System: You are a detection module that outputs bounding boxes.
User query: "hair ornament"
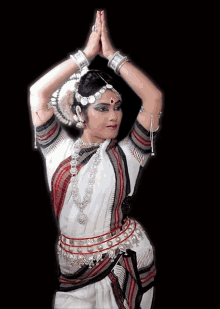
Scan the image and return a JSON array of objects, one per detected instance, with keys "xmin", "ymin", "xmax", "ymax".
[
  {"xmin": 49, "ymin": 67, "xmax": 121, "ymax": 126},
  {"xmin": 75, "ymin": 72, "xmax": 121, "ymax": 106},
  {"xmin": 50, "ymin": 70, "xmax": 82, "ymax": 126}
]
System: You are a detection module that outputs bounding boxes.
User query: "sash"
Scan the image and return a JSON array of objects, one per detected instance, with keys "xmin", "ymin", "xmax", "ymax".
[{"xmin": 58, "ymin": 249, "xmax": 156, "ymax": 309}]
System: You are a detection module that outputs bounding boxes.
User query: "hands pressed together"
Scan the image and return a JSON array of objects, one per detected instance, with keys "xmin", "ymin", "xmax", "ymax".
[{"xmin": 83, "ymin": 10, "xmax": 116, "ymax": 61}]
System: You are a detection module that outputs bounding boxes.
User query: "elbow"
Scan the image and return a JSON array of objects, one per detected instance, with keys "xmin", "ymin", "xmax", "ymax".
[
  {"xmin": 29, "ymin": 84, "xmax": 36, "ymax": 96},
  {"xmin": 153, "ymin": 89, "xmax": 163, "ymax": 100},
  {"xmin": 141, "ymin": 90, "xmax": 163, "ymax": 104},
  {"xmin": 29, "ymin": 83, "xmax": 40, "ymax": 96},
  {"xmin": 29, "ymin": 84, "xmax": 49, "ymax": 99}
]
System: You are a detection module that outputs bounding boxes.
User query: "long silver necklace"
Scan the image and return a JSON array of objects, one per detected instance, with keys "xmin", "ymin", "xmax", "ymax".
[{"xmin": 70, "ymin": 138, "xmax": 103, "ymax": 225}]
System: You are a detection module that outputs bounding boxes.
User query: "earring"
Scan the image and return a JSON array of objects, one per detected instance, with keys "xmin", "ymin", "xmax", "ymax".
[
  {"xmin": 75, "ymin": 106, "xmax": 85, "ymax": 129},
  {"xmin": 76, "ymin": 121, "xmax": 84, "ymax": 128}
]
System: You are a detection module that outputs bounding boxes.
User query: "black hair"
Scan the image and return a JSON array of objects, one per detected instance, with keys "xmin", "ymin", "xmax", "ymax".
[{"xmin": 72, "ymin": 70, "xmax": 122, "ymax": 123}]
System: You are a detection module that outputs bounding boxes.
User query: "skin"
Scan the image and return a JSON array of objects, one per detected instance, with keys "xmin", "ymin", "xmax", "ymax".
[
  {"xmin": 30, "ymin": 10, "xmax": 162, "ymax": 136},
  {"xmin": 79, "ymin": 90, "xmax": 123, "ymax": 144}
]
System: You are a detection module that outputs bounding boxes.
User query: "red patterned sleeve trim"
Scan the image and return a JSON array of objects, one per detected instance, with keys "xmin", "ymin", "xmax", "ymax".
[
  {"xmin": 36, "ymin": 115, "xmax": 68, "ymax": 156},
  {"xmin": 130, "ymin": 119, "xmax": 158, "ymax": 153},
  {"xmin": 120, "ymin": 119, "xmax": 159, "ymax": 166}
]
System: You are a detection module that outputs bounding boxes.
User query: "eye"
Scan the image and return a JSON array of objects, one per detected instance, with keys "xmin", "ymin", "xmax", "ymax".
[
  {"xmin": 96, "ymin": 107, "xmax": 109, "ymax": 112},
  {"xmin": 115, "ymin": 105, "xmax": 122, "ymax": 110}
]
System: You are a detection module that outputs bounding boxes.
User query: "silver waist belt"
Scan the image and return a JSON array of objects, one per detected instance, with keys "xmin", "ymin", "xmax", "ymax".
[{"xmin": 57, "ymin": 218, "xmax": 144, "ymax": 269}]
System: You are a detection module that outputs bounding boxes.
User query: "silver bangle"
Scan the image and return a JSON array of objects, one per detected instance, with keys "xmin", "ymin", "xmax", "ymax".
[
  {"xmin": 117, "ymin": 58, "xmax": 129, "ymax": 75},
  {"xmin": 70, "ymin": 50, "xmax": 90, "ymax": 71},
  {"xmin": 108, "ymin": 51, "xmax": 128, "ymax": 75},
  {"xmin": 139, "ymin": 106, "xmax": 162, "ymax": 118}
]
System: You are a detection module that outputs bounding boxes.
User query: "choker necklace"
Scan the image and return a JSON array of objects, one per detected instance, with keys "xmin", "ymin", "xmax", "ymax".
[{"xmin": 70, "ymin": 138, "xmax": 103, "ymax": 225}]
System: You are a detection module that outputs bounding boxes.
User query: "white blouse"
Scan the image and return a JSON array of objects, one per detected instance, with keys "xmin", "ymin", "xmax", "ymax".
[{"xmin": 43, "ymin": 134, "xmax": 150, "ymax": 238}]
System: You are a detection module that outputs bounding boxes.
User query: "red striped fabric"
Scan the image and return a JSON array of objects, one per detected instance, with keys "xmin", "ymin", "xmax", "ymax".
[
  {"xmin": 132, "ymin": 128, "xmax": 151, "ymax": 147},
  {"xmin": 140, "ymin": 268, "xmax": 156, "ymax": 284},
  {"xmin": 111, "ymin": 147, "xmax": 125, "ymax": 230},
  {"xmin": 37, "ymin": 122, "xmax": 58, "ymax": 141},
  {"xmin": 51, "ymin": 156, "xmax": 83, "ymax": 218},
  {"xmin": 108, "ymin": 272, "xmax": 126, "ymax": 309}
]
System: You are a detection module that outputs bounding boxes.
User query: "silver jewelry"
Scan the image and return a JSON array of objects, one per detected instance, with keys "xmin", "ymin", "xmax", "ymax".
[
  {"xmin": 57, "ymin": 219, "xmax": 144, "ymax": 269},
  {"xmin": 117, "ymin": 58, "xmax": 129, "ymax": 74},
  {"xmin": 75, "ymin": 105, "xmax": 85, "ymax": 128},
  {"xmin": 75, "ymin": 73, "xmax": 121, "ymax": 106},
  {"xmin": 50, "ymin": 73, "xmax": 81, "ymax": 126},
  {"xmin": 108, "ymin": 51, "xmax": 129, "ymax": 75},
  {"xmin": 139, "ymin": 106, "xmax": 162, "ymax": 118},
  {"xmin": 139, "ymin": 105, "xmax": 162, "ymax": 156},
  {"xmin": 30, "ymin": 101, "xmax": 53, "ymax": 149},
  {"xmin": 49, "ymin": 69, "xmax": 122, "ymax": 129},
  {"xmin": 92, "ymin": 24, "xmax": 96, "ymax": 32},
  {"xmin": 70, "ymin": 138, "xmax": 103, "ymax": 225},
  {"xmin": 75, "ymin": 84, "xmax": 121, "ymax": 106},
  {"xmin": 70, "ymin": 50, "xmax": 90, "ymax": 71},
  {"xmin": 76, "ymin": 121, "xmax": 84, "ymax": 129}
]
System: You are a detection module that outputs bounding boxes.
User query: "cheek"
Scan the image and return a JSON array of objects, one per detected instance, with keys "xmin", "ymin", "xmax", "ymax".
[
  {"xmin": 87, "ymin": 111, "xmax": 107, "ymax": 130},
  {"xmin": 119, "ymin": 111, "xmax": 123, "ymax": 122}
]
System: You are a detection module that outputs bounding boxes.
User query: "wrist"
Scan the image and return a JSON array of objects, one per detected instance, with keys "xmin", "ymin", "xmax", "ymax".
[
  {"xmin": 107, "ymin": 51, "xmax": 129, "ymax": 75},
  {"xmin": 106, "ymin": 49, "xmax": 116, "ymax": 60},
  {"xmin": 70, "ymin": 50, "xmax": 90, "ymax": 71},
  {"xmin": 83, "ymin": 48, "xmax": 94, "ymax": 62}
]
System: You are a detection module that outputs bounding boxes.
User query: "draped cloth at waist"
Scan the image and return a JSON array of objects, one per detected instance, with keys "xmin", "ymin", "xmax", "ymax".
[{"xmin": 56, "ymin": 218, "xmax": 156, "ymax": 309}]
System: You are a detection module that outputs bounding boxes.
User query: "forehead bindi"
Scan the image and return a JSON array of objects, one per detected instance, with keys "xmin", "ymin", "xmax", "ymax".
[{"xmin": 96, "ymin": 90, "xmax": 119, "ymax": 105}]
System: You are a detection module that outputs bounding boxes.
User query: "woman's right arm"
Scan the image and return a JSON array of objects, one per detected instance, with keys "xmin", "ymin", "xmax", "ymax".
[
  {"xmin": 29, "ymin": 59, "xmax": 80, "ymax": 126},
  {"xmin": 29, "ymin": 10, "xmax": 102, "ymax": 126}
]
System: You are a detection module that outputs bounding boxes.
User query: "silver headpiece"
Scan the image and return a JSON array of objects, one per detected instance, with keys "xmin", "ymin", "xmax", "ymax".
[{"xmin": 50, "ymin": 67, "xmax": 121, "ymax": 126}]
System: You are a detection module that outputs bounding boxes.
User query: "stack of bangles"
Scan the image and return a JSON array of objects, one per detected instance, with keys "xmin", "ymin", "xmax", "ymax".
[
  {"xmin": 70, "ymin": 50, "xmax": 129, "ymax": 75},
  {"xmin": 107, "ymin": 51, "xmax": 130, "ymax": 75}
]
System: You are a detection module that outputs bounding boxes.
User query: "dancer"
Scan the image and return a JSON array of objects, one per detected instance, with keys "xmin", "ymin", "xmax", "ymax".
[{"xmin": 29, "ymin": 10, "xmax": 163, "ymax": 309}]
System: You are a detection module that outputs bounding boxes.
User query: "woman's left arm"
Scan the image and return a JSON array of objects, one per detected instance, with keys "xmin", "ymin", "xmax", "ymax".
[
  {"xmin": 117, "ymin": 61, "xmax": 163, "ymax": 131},
  {"xmin": 100, "ymin": 11, "xmax": 163, "ymax": 131}
]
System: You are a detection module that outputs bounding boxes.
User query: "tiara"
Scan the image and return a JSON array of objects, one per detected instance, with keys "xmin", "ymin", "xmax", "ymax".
[
  {"xmin": 50, "ymin": 69, "xmax": 121, "ymax": 126},
  {"xmin": 75, "ymin": 73, "xmax": 121, "ymax": 106}
]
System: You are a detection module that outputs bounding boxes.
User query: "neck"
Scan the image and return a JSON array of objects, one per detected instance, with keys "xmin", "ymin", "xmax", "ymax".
[{"xmin": 81, "ymin": 130, "xmax": 106, "ymax": 145}]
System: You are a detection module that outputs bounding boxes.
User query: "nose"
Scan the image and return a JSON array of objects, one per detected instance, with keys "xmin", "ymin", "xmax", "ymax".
[{"xmin": 109, "ymin": 109, "xmax": 119, "ymax": 122}]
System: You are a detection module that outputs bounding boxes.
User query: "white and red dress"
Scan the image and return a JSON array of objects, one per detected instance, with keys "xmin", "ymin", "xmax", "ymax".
[{"xmin": 36, "ymin": 114, "xmax": 159, "ymax": 309}]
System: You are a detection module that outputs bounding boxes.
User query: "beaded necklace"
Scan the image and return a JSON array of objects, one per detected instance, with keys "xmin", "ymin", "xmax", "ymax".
[{"xmin": 70, "ymin": 138, "xmax": 104, "ymax": 225}]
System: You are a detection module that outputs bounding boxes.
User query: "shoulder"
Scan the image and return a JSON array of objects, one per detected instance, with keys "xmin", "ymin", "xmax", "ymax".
[
  {"xmin": 36, "ymin": 114, "xmax": 73, "ymax": 158},
  {"xmin": 118, "ymin": 118, "xmax": 155, "ymax": 167}
]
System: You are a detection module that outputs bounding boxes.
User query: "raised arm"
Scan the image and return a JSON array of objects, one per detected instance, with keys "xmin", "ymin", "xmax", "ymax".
[
  {"xmin": 29, "ymin": 11, "xmax": 102, "ymax": 127},
  {"xmin": 100, "ymin": 11, "xmax": 163, "ymax": 131}
]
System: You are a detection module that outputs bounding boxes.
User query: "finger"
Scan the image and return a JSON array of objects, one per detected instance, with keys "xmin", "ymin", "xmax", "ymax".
[
  {"xmin": 101, "ymin": 11, "xmax": 109, "ymax": 38},
  {"xmin": 96, "ymin": 11, "xmax": 101, "ymax": 32},
  {"xmin": 94, "ymin": 10, "xmax": 98, "ymax": 27},
  {"xmin": 101, "ymin": 11, "xmax": 105, "ymax": 34},
  {"xmin": 102, "ymin": 10, "xmax": 107, "ymax": 30}
]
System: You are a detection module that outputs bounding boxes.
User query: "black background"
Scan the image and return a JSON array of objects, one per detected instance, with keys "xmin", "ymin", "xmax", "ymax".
[{"xmin": 13, "ymin": 2, "xmax": 199, "ymax": 308}]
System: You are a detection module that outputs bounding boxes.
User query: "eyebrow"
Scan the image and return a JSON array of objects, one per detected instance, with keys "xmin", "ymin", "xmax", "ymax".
[{"xmin": 94, "ymin": 100, "xmax": 121, "ymax": 107}]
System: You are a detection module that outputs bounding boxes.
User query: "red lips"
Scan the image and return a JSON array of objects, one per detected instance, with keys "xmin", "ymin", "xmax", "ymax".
[{"xmin": 107, "ymin": 125, "xmax": 118, "ymax": 130}]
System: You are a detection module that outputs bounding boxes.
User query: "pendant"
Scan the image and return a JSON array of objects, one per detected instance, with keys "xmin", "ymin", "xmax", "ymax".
[{"xmin": 77, "ymin": 212, "xmax": 88, "ymax": 225}]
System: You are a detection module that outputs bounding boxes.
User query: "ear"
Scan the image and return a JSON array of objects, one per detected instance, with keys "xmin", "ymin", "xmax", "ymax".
[{"xmin": 75, "ymin": 105, "xmax": 84, "ymax": 122}]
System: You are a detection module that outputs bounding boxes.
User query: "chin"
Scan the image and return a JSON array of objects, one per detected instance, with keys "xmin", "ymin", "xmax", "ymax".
[
  {"xmin": 92, "ymin": 127, "xmax": 120, "ymax": 141},
  {"xmin": 105, "ymin": 131, "xmax": 119, "ymax": 140}
]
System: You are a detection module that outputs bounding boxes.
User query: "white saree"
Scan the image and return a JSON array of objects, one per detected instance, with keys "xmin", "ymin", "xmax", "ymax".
[{"xmin": 36, "ymin": 115, "xmax": 158, "ymax": 309}]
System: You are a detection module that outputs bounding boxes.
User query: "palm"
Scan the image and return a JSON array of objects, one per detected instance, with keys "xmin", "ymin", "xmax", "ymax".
[
  {"xmin": 99, "ymin": 11, "xmax": 115, "ymax": 59},
  {"xmin": 98, "ymin": 42, "xmax": 104, "ymax": 57}
]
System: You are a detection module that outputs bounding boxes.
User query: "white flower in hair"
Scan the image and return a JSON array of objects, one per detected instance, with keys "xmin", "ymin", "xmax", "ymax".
[
  {"xmin": 73, "ymin": 114, "xmax": 79, "ymax": 122},
  {"xmin": 50, "ymin": 73, "xmax": 81, "ymax": 125}
]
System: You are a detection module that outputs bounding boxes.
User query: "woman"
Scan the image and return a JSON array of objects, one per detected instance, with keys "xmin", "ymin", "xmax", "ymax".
[{"xmin": 29, "ymin": 10, "xmax": 163, "ymax": 309}]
